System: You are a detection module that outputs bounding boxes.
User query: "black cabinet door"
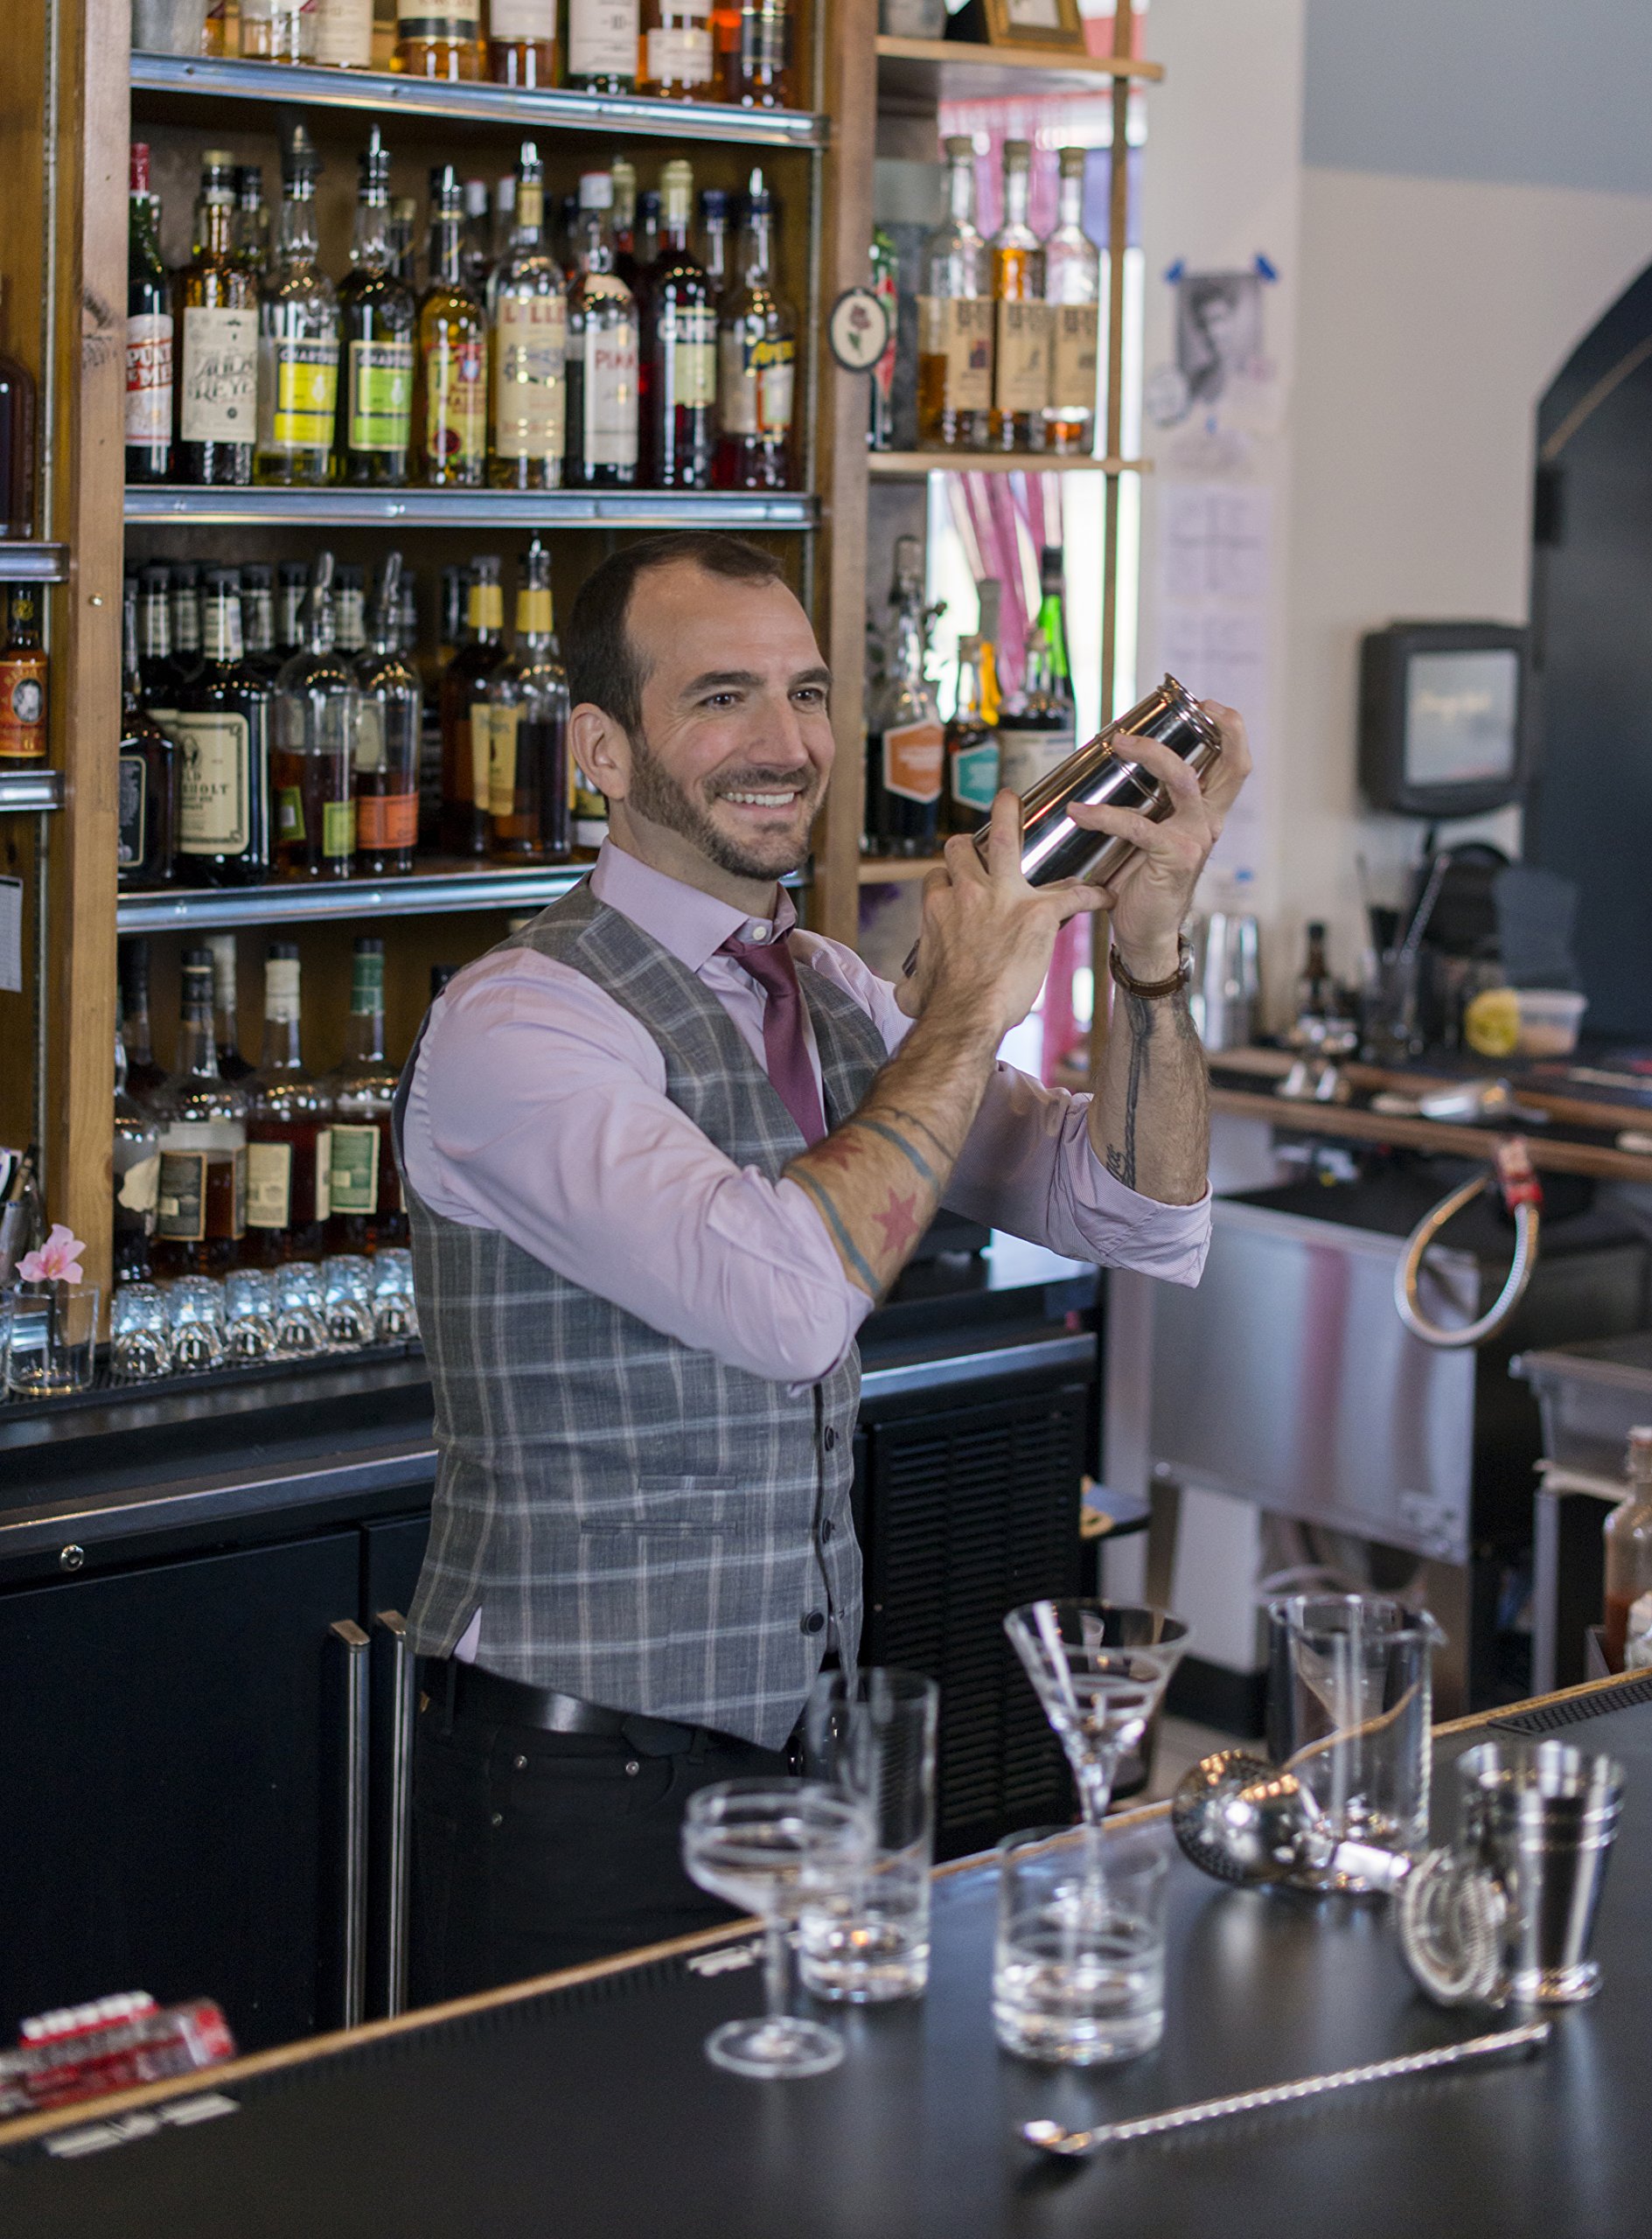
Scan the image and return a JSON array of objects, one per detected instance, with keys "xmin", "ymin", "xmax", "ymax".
[
  {"xmin": 0, "ymin": 1532, "xmax": 359, "ymax": 2054},
  {"xmin": 362, "ymin": 1513, "xmax": 431, "ymax": 1624}
]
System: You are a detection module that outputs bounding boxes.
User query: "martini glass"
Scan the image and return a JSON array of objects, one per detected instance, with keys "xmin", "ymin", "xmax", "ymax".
[
  {"xmin": 1005, "ymin": 1601, "xmax": 1190, "ymax": 1881},
  {"xmin": 681, "ymin": 1779, "xmax": 873, "ymax": 2079}
]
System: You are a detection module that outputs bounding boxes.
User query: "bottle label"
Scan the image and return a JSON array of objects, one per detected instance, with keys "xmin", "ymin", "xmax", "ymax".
[
  {"xmin": 718, "ymin": 330, "xmax": 795, "ymax": 437},
  {"xmin": 125, "ymin": 313, "xmax": 174, "ymax": 443},
  {"xmin": 872, "ymin": 269, "xmax": 898, "ymax": 403},
  {"xmin": 487, "ymin": 705, "xmax": 521, "ymax": 819},
  {"xmin": 492, "ymin": 294, "xmax": 567, "ymax": 459},
  {"xmin": 323, "ymin": 799, "xmax": 356, "ymax": 860},
  {"xmin": 174, "ymin": 712, "xmax": 252, "ymax": 854},
  {"xmin": 467, "ymin": 704, "xmax": 494, "ymax": 806},
  {"xmin": 0, "ymin": 657, "xmax": 47, "ymax": 759},
  {"xmin": 395, "ymin": 0, "xmax": 479, "ymax": 28},
  {"xmin": 645, "ymin": 18, "xmax": 712, "ymax": 84},
  {"xmin": 355, "ymin": 701, "xmax": 386, "ymax": 773},
  {"xmin": 330, "ymin": 1124, "xmax": 381, "ymax": 1216},
  {"xmin": 277, "ymin": 785, "xmax": 304, "ymax": 844},
  {"xmin": 949, "ymin": 737, "xmax": 1000, "ymax": 813},
  {"xmin": 882, "ymin": 717, "xmax": 944, "ymax": 806},
  {"xmin": 358, "ymin": 791, "xmax": 418, "ymax": 849},
  {"xmin": 1051, "ymin": 303, "xmax": 1099, "ymax": 414},
  {"xmin": 735, "ymin": 0, "xmax": 789, "ymax": 72},
  {"xmin": 582, "ymin": 319, "xmax": 639, "ymax": 466},
  {"xmin": 266, "ymin": 957, "xmax": 302, "ymax": 1019},
  {"xmin": 315, "ymin": 1129, "xmax": 332, "ymax": 1221},
  {"xmin": 117, "ymin": 1151, "xmax": 161, "ymax": 1216},
  {"xmin": 662, "ymin": 303, "xmax": 716, "ymax": 408},
  {"xmin": 313, "ymin": 0, "xmax": 373, "ymax": 62},
  {"xmin": 117, "ymin": 751, "xmax": 148, "ymax": 867},
  {"xmin": 489, "ymin": 0, "xmax": 554, "ymax": 32},
  {"xmin": 423, "ymin": 331, "xmax": 486, "ymax": 466},
  {"xmin": 568, "ymin": 0, "xmax": 638, "ymax": 76},
  {"xmin": 997, "ymin": 723, "xmax": 1075, "ymax": 798},
  {"xmin": 262, "ymin": 336, "xmax": 338, "ymax": 452},
  {"xmin": 156, "ymin": 1146, "xmax": 246, "ymax": 1243},
  {"xmin": 245, "ymin": 1140, "xmax": 293, "ymax": 1230},
  {"xmin": 994, "ymin": 300, "xmax": 1052, "ymax": 415},
  {"xmin": 518, "ymin": 588, "xmax": 554, "ymax": 634},
  {"xmin": 917, "ymin": 296, "xmax": 993, "ymax": 413},
  {"xmin": 180, "ymin": 306, "xmax": 257, "ymax": 445},
  {"xmin": 348, "ymin": 338, "xmax": 415, "ymax": 454}
]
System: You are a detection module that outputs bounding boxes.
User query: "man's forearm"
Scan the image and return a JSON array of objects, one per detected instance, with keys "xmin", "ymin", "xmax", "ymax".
[{"xmin": 1090, "ymin": 979, "xmax": 1209, "ymax": 1207}]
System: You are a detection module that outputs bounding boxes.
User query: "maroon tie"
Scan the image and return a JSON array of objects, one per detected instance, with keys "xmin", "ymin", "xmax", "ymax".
[{"xmin": 719, "ymin": 931, "xmax": 828, "ymax": 1147}]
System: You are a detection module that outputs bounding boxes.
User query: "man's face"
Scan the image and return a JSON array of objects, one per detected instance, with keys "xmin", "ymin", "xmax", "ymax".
[{"xmin": 608, "ymin": 563, "xmax": 834, "ymax": 884}]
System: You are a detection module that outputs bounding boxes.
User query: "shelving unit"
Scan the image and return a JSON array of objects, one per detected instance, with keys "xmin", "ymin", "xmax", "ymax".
[
  {"xmin": 873, "ymin": 33, "xmax": 1161, "ymax": 105},
  {"xmin": 866, "ymin": 452, "xmax": 1146, "ymax": 478},
  {"xmin": 124, "ymin": 487, "xmax": 818, "ymax": 528},
  {"xmin": 0, "ymin": 771, "xmax": 63, "ymax": 813},
  {"xmin": 115, "ymin": 862, "xmax": 590, "ymax": 934},
  {"xmin": 0, "ymin": 543, "xmax": 69, "ymax": 582}
]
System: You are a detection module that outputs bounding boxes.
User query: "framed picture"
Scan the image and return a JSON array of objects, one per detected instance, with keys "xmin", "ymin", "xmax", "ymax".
[{"xmin": 981, "ymin": 0, "xmax": 1087, "ymax": 52}]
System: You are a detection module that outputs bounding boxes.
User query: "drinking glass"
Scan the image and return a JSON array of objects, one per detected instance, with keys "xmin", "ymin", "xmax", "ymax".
[
  {"xmin": 680, "ymin": 1780, "xmax": 872, "ymax": 2079},
  {"xmin": 109, "ymin": 1282, "xmax": 171, "ymax": 1382},
  {"xmin": 224, "ymin": 1269, "xmax": 279, "ymax": 1364},
  {"xmin": 798, "ymin": 1667, "xmax": 938, "ymax": 2002},
  {"xmin": 3, "ymin": 1283, "xmax": 101, "ymax": 1398},
  {"xmin": 273, "ymin": 1263, "xmax": 330, "ymax": 1359},
  {"xmin": 164, "ymin": 1276, "xmax": 227, "ymax": 1374},
  {"xmin": 1266, "ymin": 1593, "xmax": 1444, "ymax": 1887},
  {"xmin": 993, "ymin": 1825, "xmax": 1170, "ymax": 2065},
  {"xmin": 370, "ymin": 1248, "xmax": 418, "ymax": 1342},
  {"xmin": 322, "ymin": 1255, "xmax": 375, "ymax": 1349}
]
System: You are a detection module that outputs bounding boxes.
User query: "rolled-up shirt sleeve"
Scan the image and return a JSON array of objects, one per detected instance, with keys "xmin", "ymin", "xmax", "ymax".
[{"xmin": 401, "ymin": 953, "xmax": 873, "ymax": 1385}]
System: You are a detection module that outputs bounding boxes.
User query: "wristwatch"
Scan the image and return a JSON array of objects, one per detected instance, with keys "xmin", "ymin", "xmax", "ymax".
[{"xmin": 1108, "ymin": 938, "xmax": 1194, "ymax": 1001}]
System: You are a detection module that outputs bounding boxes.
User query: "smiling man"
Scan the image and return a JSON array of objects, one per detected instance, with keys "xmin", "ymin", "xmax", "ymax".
[{"xmin": 396, "ymin": 533, "xmax": 1250, "ymax": 2001}]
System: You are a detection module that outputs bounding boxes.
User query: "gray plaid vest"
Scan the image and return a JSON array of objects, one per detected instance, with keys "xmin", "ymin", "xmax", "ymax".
[{"xmin": 397, "ymin": 879, "xmax": 888, "ymax": 1749}]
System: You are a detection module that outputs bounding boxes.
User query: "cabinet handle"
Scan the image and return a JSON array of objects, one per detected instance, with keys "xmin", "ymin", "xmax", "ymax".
[
  {"xmin": 327, "ymin": 1618, "xmax": 372, "ymax": 2031},
  {"xmin": 372, "ymin": 1609, "xmax": 415, "ymax": 2019}
]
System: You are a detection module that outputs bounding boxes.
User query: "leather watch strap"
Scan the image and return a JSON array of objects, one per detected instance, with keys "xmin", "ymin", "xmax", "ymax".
[{"xmin": 1108, "ymin": 940, "xmax": 1193, "ymax": 1001}]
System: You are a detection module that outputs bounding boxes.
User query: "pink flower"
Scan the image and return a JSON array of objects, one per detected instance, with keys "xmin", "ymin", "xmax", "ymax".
[{"xmin": 17, "ymin": 1224, "xmax": 87, "ymax": 1286}]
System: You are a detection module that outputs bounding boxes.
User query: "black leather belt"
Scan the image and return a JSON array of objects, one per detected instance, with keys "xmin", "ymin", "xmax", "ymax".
[{"xmin": 420, "ymin": 1657, "xmax": 691, "ymax": 1747}]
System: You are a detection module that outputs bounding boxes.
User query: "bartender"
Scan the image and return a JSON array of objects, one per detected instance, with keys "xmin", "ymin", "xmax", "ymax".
[{"xmin": 397, "ymin": 532, "xmax": 1249, "ymax": 2002}]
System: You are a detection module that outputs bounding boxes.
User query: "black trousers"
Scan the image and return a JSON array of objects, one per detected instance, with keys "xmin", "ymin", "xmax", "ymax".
[{"xmin": 409, "ymin": 1694, "xmax": 791, "ymax": 2007}]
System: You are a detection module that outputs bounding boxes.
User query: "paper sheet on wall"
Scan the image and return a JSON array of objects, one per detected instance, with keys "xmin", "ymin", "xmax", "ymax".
[{"xmin": 0, "ymin": 877, "xmax": 21, "ymax": 994}]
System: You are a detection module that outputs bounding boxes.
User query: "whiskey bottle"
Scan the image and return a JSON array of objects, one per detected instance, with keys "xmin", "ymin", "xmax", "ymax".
[
  {"xmin": 273, "ymin": 551, "xmax": 360, "ymax": 881},
  {"xmin": 1043, "ymin": 146, "xmax": 1100, "ymax": 456},
  {"xmin": 917, "ymin": 136, "xmax": 993, "ymax": 452},
  {"xmin": 488, "ymin": 0, "xmax": 555, "ymax": 81},
  {"xmin": 176, "ymin": 152, "xmax": 258, "ymax": 487},
  {"xmin": 719, "ymin": 0, "xmax": 791, "ymax": 108},
  {"xmin": 644, "ymin": 160, "xmax": 714, "ymax": 491},
  {"xmin": 119, "ymin": 938, "xmax": 168, "ymax": 1105},
  {"xmin": 170, "ymin": 562, "xmax": 203, "ymax": 687},
  {"xmin": 354, "ymin": 550, "xmax": 422, "ymax": 876},
  {"xmin": 336, "ymin": 130, "xmax": 417, "ymax": 488},
  {"xmin": 172, "ymin": 567, "xmax": 274, "ymax": 887},
  {"xmin": 943, "ymin": 632, "xmax": 999, "ymax": 838},
  {"xmin": 206, "ymin": 932, "xmax": 255, "ymax": 1085},
  {"xmin": 118, "ymin": 573, "xmax": 177, "ymax": 889},
  {"xmin": 394, "ymin": 0, "xmax": 483, "ymax": 75},
  {"xmin": 415, "ymin": 165, "xmax": 488, "ymax": 488},
  {"xmin": 439, "ymin": 556, "xmax": 505, "ymax": 854},
  {"xmin": 489, "ymin": 143, "xmax": 567, "ymax": 492},
  {"xmin": 566, "ymin": 173, "xmax": 639, "ymax": 490},
  {"xmin": 0, "ymin": 588, "xmax": 48, "ymax": 764},
  {"xmin": 126, "ymin": 144, "xmax": 172, "ymax": 485},
  {"xmin": 863, "ymin": 536, "xmax": 943, "ymax": 858},
  {"xmin": 488, "ymin": 537, "xmax": 569, "ymax": 861},
  {"xmin": 326, "ymin": 936, "xmax": 408, "ymax": 1253},
  {"xmin": 714, "ymin": 169, "xmax": 796, "ymax": 491},
  {"xmin": 151, "ymin": 949, "xmax": 248, "ymax": 1280},
  {"xmin": 136, "ymin": 564, "xmax": 181, "ymax": 715},
  {"xmin": 313, "ymin": 0, "xmax": 373, "ymax": 63},
  {"xmin": 255, "ymin": 124, "xmax": 338, "ymax": 488},
  {"xmin": 240, "ymin": 563, "xmax": 282, "ymax": 684},
  {"xmin": 244, "ymin": 944, "xmax": 332, "ymax": 1268},
  {"xmin": 640, "ymin": 0, "xmax": 714, "ymax": 97},
  {"xmin": 564, "ymin": 0, "xmax": 638, "ymax": 92},
  {"xmin": 989, "ymin": 140, "xmax": 1049, "ymax": 454},
  {"xmin": 113, "ymin": 1012, "xmax": 161, "ymax": 1287}
]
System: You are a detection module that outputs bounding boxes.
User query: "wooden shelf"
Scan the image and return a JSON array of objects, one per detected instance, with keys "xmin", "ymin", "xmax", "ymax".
[
  {"xmin": 129, "ymin": 50, "xmax": 827, "ymax": 147},
  {"xmin": 867, "ymin": 452, "xmax": 1146, "ymax": 478},
  {"xmin": 858, "ymin": 854, "xmax": 943, "ymax": 882},
  {"xmin": 0, "ymin": 768, "xmax": 62, "ymax": 813},
  {"xmin": 875, "ymin": 34, "xmax": 1162, "ymax": 105},
  {"xmin": 0, "ymin": 541, "xmax": 68, "ymax": 582},
  {"xmin": 124, "ymin": 485, "xmax": 817, "ymax": 530}
]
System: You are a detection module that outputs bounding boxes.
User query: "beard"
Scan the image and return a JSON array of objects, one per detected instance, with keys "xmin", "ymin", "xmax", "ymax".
[{"xmin": 625, "ymin": 728, "xmax": 822, "ymax": 882}]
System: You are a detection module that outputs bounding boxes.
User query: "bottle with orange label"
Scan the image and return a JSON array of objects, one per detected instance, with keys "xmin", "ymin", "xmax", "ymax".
[
  {"xmin": 355, "ymin": 552, "xmax": 422, "ymax": 876},
  {"xmin": 864, "ymin": 535, "xmax": 944, "ymax": 859},
  {"xmin": 0, "ymin": 586, "xmax": 48, "ymax": 762}
]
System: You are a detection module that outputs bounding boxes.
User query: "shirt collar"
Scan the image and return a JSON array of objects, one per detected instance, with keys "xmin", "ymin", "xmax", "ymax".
[{"xmin": 589, "ymin": 839, "xmax": 798, "ymax": 971}]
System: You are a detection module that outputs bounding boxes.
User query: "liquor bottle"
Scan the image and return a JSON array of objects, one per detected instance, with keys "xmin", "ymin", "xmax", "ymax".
[
  {"xmin": 152, "ymin": 950, "xmax": 249, "ymax": 1280},
  {"xmin": 565, "ymin": 0, "xmax": 638, "ymax": 93},
  {"xmin": 313, "ymin": 0, "xmax": 373, "ymax": 63},
  {"xmin": 118, "ymin": 573, "xmax": 176, "ymax": 888},
  {"xmin": 461, "ymin": 178, "xmax": 493, "ymax": 293},
  {"xmin": 136, "ymin": 566, "xmax": 180, "ymax": 721},
  {"xmin": 996, "ymin": 624, "xmax": 1073, "ymax": 799},
  {"xmin": 719, "ymin": 0, "xmax": 791, "ymax": 108},
  {"xmin": 492, "ymin": 177, "xmax": 519, "ymax": 282},
  {"xmin": 989, "ymin": 140, "xmax": 1049, "ymax": 454},
  {"xmin": 489, "ymin": 143, "xmax": 567, "ymax": 493},
  {"xmin": 176, "ymin": 152, "xmax": 258, "ymax": 487},
  {"xmin": 714, "ymin": 171, "xmax": 795, "ymax": 491},
  {"xmin": 336, "ymin": 129, "xmax": 417, "ymax": 489},
  {"xmin": 354, "ymin": 550, "xmax": 422, "ymax": 876},
  {"xmin": 645, "ymin": 160, "xmax": 715, "ymax": 491},
  {"xmin": 488, "ymin": 537, "xmax": 570, "ymax": 861},
  {"xmin": 243, "ymin": 943, "xmax": 331, "ymax": 1268},
  {"xmin": 943, "ymin": 632, "xmax": 999, "ymax": 838},
  {"xmin": 440, "ymin": 557, "xmax": 505, "ymax": 854},
  {"xmin": 566, "ymin": 173, "xmax": 639, "ymax": 491},
  {"xmin": 0, "ymin": 588, "xmax": 48, "ymax": 763},
  {"xmin": 917, "ymin": 136, "xmax": 992, "ymax": 452},
  {"xmin": 1034, "ymin": 542, "xmax": 1075, "ymax": 720},
  {"xmin": 172, "ymin": 567, "xmax": 274, "ymax": 888},
  {"xmin": 437, "ymin": 564, "xmax": 465, "ymax": 670},
  {"xmin": 206, "ymin": 932, "xmax": 255, "ymax": 1084},
  {"xmin": 240, "ymin": 563, "xmax": 282, "ymax": 683},
  {"xmin": 113, "ymin": 1012, "xmax": 161, "ymax": 1288},
  {"xmin": 171, "ymin": 562, "xmax": 203, "ymax": 685},
  {"xmin": 868, "ymin": 223, "xmax": 898, "ymax": 451},
  {"xmin": 863, "ymin": 536, "xmax": 943, "ymax": 858},
  {"xmin": 396, "ymin": 561, "xmax": 419, "ymax": 658},
  {"xmin": 273, "ymin": 552, "xmax": 359, "ymax": 882},
  {"xmin": 0, "ymin": 279, "xmax": 36, "ymax": 538},
  {"xmin": 571, "ymin": 756, "xmax": 608, "ymax": 852},
  {"xmin": 1603, "ymin": 1428, "xmax": 1652, "ymax": 1670},
  {"xmin": 1044, "ymin": 145, "xmax": 1100, "ymax": 457},
  {"xmin": 394, "ymin": 0, "xmax": 483, "ymax": 76},
  {"xmin": 126, "ymin": 145, "xmax": 172, "ymax": 485},
  {"xmin": 1293, "ymin": 921, "xmax": 1334, "ymax": 1027},
  {"xmin": 697, "ymin": 187, "xmax": 730, "ymax": 296},
  {"xmin": 119, "ymin": 939, "xmax": 168, "ymax": 1105},
  {"xmin": 389, "ymin": 199, "xmax": 422, "ymax": 291},
  {"xmin": 336, "ymin": 564, "xmax": 368, "ymax": 657},
  {"xmin": 275, "ymin": 559, "xmax": 309, "ymax": 662},
  {"xmin": 326, "ymin": 936, "xmax": 408, "ymax": 1253},
  {"xmin": 240, "ymin": 0, "xmax": 315, "ymax": 59},
  {"xmin": 413, "ymin": 167, "xmax": 487, "ymax": 490},
  {"xmin": 635, "ymin": 192, "xmax": 663, "ymax": 286},
  {"xmin": 234, "ymin": 166, "xmax": 270, "ymax": 276},
  {"xmin": 641, "ymin": 0, "xmax": 714, "ymax": 96},
  {"xmin": 254, "ymin": 125, "xmax": 338, "ymax": 488}
]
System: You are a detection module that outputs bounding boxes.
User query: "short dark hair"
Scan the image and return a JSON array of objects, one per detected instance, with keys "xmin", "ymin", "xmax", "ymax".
[{"xmin": 564, "ymin": 534, "xmax": 789, "ymax": 739}]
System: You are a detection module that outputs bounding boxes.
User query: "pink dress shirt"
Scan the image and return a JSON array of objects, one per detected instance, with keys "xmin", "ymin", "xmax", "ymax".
[{"xmin": 401, "ymin": 841, "xmax": 1211, "ymax": 1389}]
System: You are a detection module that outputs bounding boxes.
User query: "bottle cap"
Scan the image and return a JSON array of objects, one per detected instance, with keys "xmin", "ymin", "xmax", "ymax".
[
  {"xmin": 1003, "ymin": 139, "xmax": 1031, "ymax": 170},
  {"xmin": 130, "ymin": 143, "xmax": 150, "ymax": 194},
  {"xmin": 944, "ymin": 135, "xmax": 975, "ymax": 160}
]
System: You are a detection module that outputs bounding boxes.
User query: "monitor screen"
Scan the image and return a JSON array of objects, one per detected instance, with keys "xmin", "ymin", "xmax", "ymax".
[{"xmin": 1405, "ymin": 649, "xmax": 1521, "ymax": 788}]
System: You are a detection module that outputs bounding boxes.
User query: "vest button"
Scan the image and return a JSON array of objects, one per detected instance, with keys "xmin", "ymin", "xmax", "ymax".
[
  {"xmin": 802, "ymin": 1609, "xmax": 826, "ymax": 1635},
  {"xmin": 823, "ymin": 1426, "xmax": 838, "ymax": 1452}
]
